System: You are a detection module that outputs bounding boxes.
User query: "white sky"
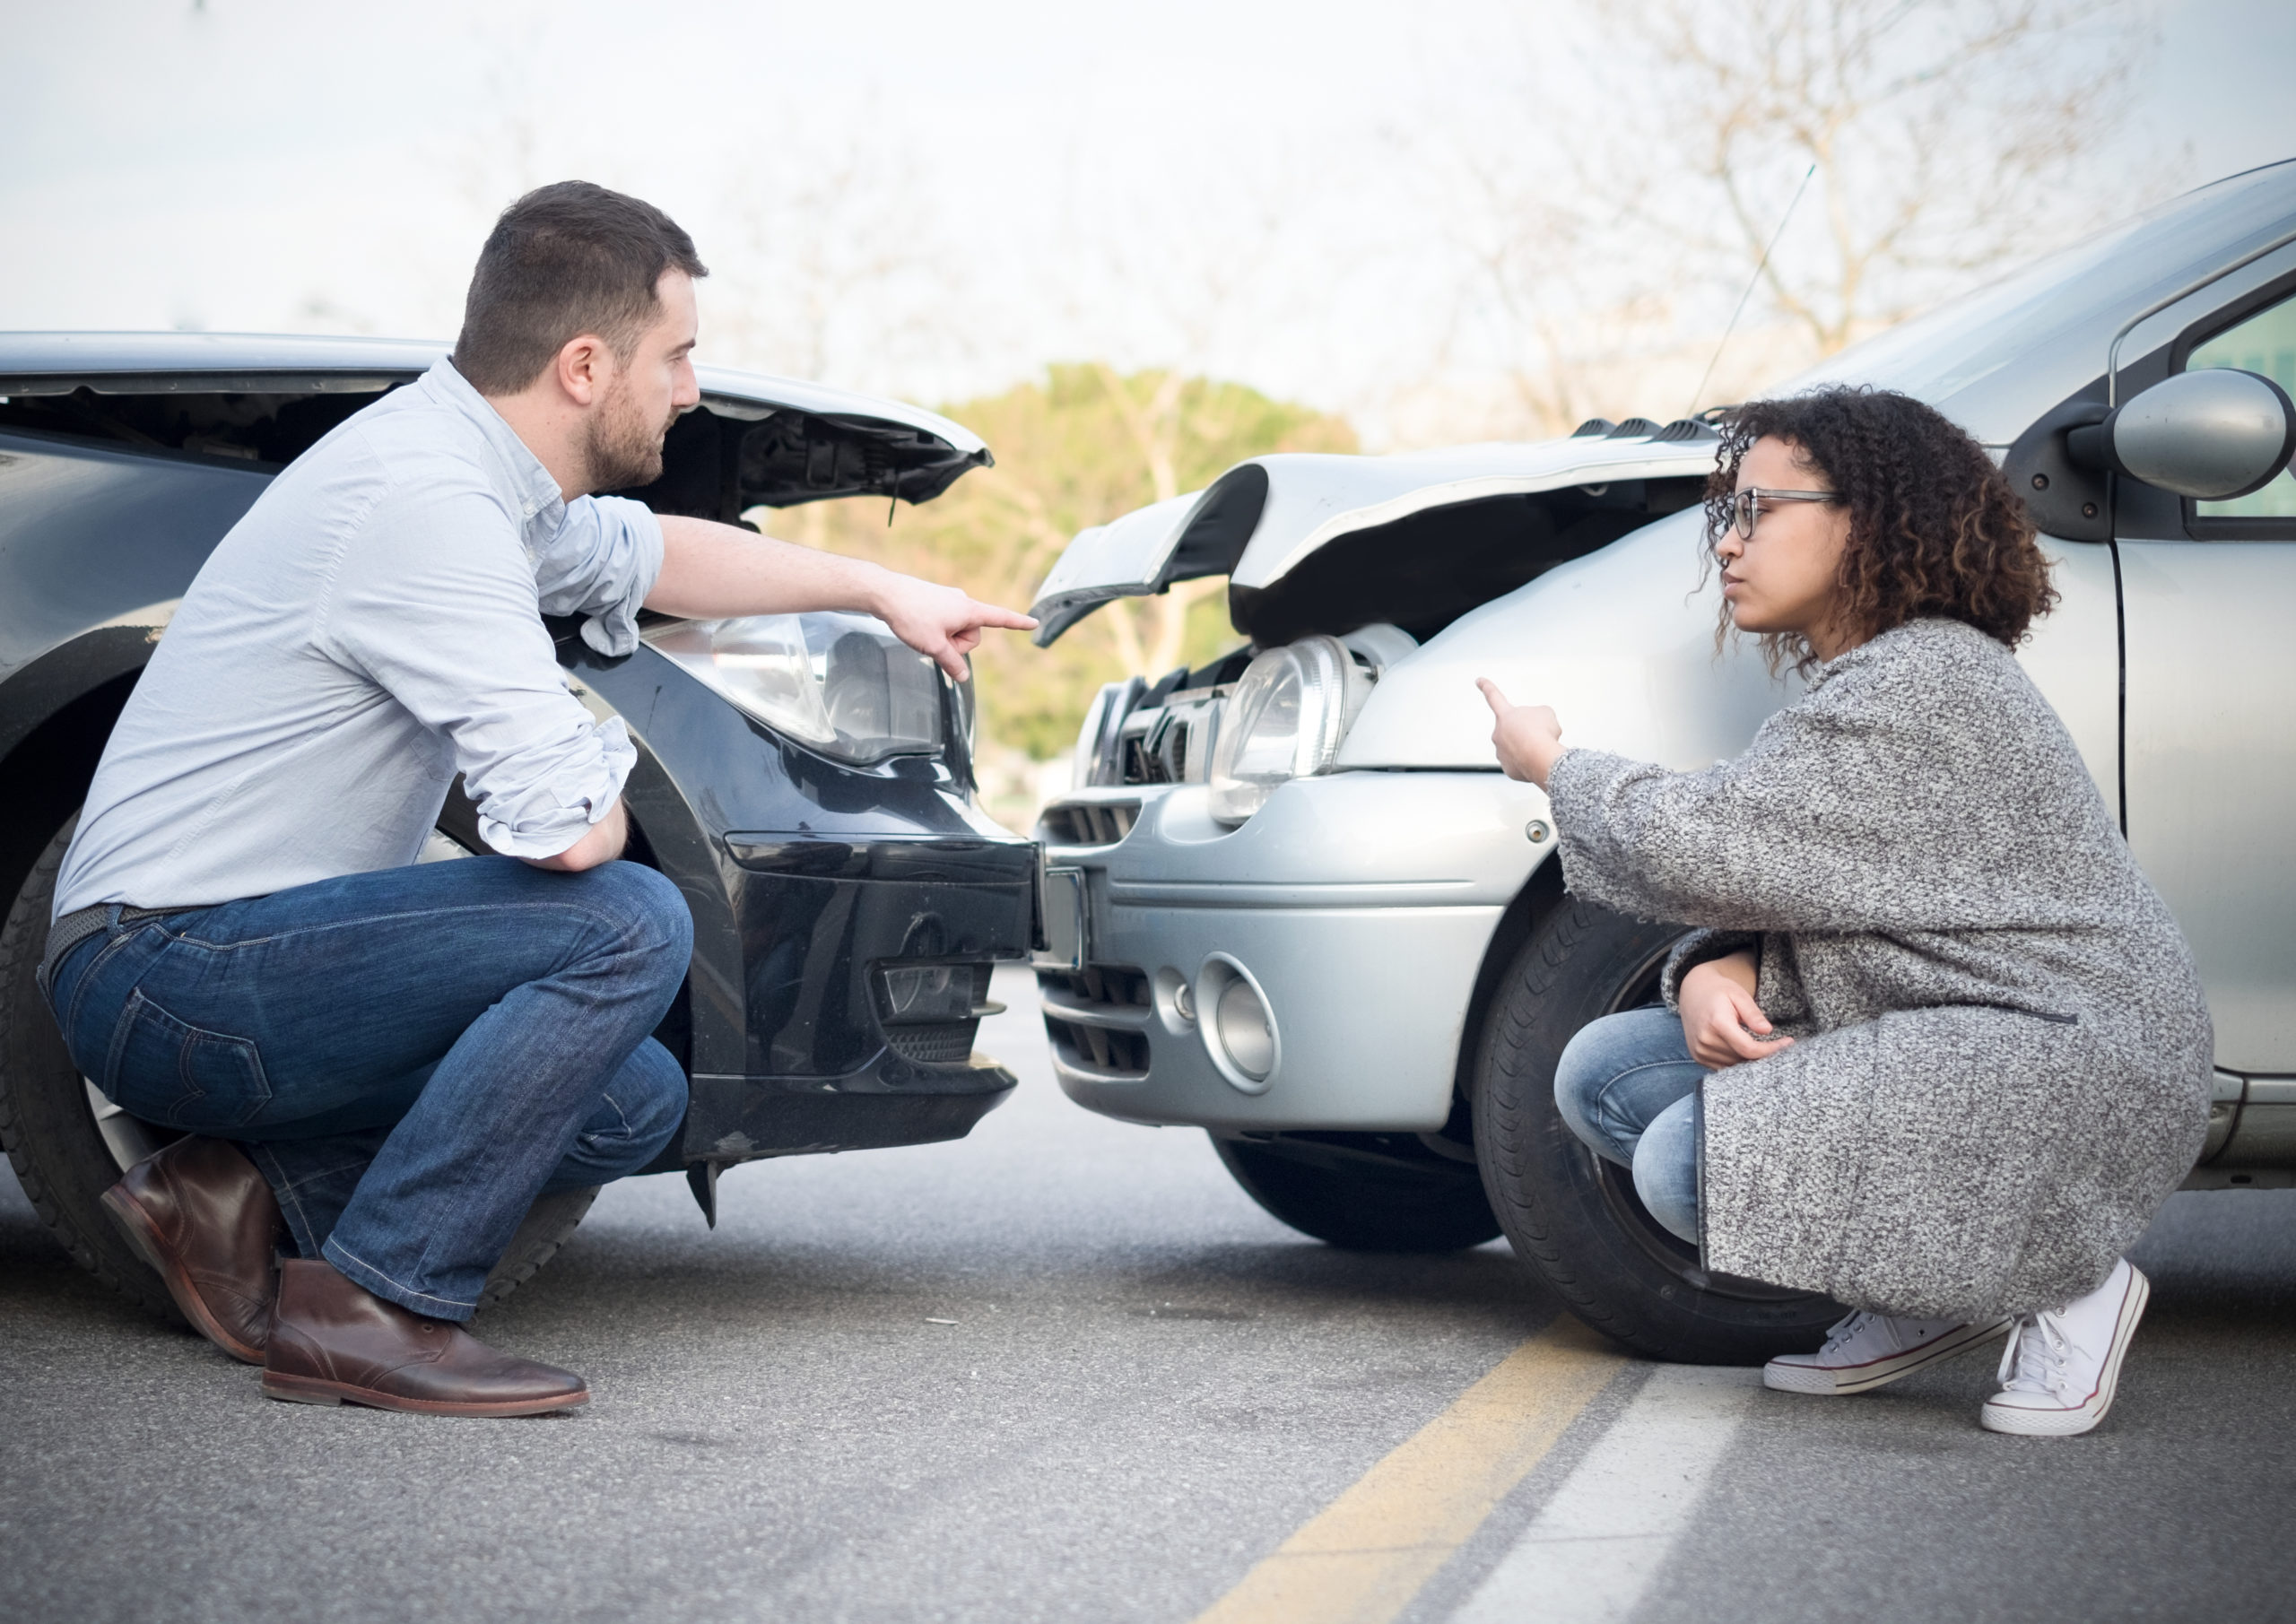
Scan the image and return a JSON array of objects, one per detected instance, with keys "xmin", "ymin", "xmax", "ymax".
[{"xmin": 7, "ymin": 0, "xmax": 2292, "ymax": 441}]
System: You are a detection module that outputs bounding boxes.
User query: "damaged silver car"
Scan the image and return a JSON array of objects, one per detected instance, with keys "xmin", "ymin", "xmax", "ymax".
[{"xmin": 1027, "ymin": 161, "xmax": 2296, "ymax": 1362}]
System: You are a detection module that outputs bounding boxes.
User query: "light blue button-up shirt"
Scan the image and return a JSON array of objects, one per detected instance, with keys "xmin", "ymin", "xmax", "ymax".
[{"xmin": 55, "ymin": 359, "xmax": 665, "ymax": 916}]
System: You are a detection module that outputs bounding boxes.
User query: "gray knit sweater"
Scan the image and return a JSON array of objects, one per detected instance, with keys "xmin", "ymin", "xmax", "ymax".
[{"xmin": 1546, "ymin": 617, "xmax": 2213, "ymax": 1321}]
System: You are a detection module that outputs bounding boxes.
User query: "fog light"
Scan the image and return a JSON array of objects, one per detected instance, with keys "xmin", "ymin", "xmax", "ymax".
[
  {"xmin": 876, "ymin": 963, "xmax": 989, "ymax": 1023},
  {"xmin": 1196, "ymin": 954, "xmax": 1278, "ymax": 1093},
  {"xmin": 1216, "ymin": 981, "xmax": 1274, "ymax": 1079}
]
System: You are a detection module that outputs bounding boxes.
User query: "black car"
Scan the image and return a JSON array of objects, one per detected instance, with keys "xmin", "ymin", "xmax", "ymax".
[{"xmin": 0, "ymin": 332, "xmax": 1039, "ymax": 1316}]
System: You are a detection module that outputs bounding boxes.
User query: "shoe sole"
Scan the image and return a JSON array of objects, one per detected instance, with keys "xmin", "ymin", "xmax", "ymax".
[
  {"xmin": 261, "ymin": 1370, "xmax": 590, "ymax": 1418},
  {"xmin": 1980, "ymin": 1266, "xmax": 2150, "ymax": 1437},
  {"xmin": 100, "ymin": 1183, "xmax": 266, "ymax": 1366},
  {"xmin": 1765, "ymin": 1316, "xmax": 2014, "ymax": 1395}
]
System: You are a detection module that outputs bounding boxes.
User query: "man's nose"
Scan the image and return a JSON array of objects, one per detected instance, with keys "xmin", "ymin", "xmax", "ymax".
[{"xmin": 674, "ymin": 362, "xmax": 700, "ymax": 409}]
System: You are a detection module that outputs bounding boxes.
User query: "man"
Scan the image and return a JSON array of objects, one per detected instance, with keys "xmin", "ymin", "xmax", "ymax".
[{"xmin": 38, "ymin": 181, "xmax": 1036, "ymax": 1417}]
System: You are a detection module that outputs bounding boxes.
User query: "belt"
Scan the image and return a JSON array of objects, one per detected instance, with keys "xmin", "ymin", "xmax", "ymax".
[{"xmin": 38, "ymin": 902, "xmax": 201, "ymax": 994}]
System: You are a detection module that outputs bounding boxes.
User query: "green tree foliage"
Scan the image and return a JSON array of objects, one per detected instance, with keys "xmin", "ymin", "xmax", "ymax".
[{"xmin": 776, "ymin": 364, "xmax": 1356, "ymax": 762}]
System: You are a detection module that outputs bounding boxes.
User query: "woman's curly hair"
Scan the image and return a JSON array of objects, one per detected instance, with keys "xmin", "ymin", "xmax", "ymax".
[{"xmin": 1704, "ymin": 386, "xmax": 2057, "ymax": 673}]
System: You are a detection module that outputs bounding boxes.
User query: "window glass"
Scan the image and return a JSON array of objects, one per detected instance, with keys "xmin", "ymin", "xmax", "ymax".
[{"xmin": 2188, "ymin": 294, "xmax": 2296, "ymax": 519}]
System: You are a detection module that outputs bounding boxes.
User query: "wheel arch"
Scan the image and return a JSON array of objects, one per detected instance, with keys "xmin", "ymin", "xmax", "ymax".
[{"xmin": 0, "ymin": 626, "xmax": 161, "ymax": 918}]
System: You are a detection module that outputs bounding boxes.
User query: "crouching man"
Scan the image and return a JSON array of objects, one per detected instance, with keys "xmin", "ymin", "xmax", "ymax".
[{"xmin": 37, "ymin": 181, "xmax": 1035, "ymax": 1416}]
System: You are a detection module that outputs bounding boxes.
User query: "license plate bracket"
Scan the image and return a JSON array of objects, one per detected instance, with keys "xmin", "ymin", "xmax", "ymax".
[{"xmin": 1033, "ymin": 865, "xmax": 1087, "ymax": 971}]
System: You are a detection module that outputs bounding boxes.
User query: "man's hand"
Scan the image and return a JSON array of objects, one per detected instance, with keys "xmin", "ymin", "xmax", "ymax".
[
  {"xmin": 648, "ymin": 516, "xmax": 1037, "ymax": 679},
  {"xmin": 869, "ymin": 573, "xmax": 1040, "ymax": 681},
  {"xmin": 1477, "ymin": 680, "xmax": 1566, "ymax": 787},
  {"xmin": 526, "ymin": 798, "xmax": 628, "ymax": 873},
  {"xmin": 1678, "ymin": 951, "xmax": 1793, "ymax": 1068}
]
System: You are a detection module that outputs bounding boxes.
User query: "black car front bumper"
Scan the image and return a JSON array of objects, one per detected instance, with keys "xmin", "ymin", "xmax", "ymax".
[{"xmin": 563, "ymin": 636, "xmax": 1039, "ymax": 1195}]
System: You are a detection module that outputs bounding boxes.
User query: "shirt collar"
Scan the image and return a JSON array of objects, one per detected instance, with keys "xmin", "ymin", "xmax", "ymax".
[{"xmin": 418, "ymin": 358, "xmax": 570, "ymax": 543}]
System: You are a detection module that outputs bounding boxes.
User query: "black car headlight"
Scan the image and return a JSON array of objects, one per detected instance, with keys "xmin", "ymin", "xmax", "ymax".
[{"xmin": 648, "ymin": 613, "xmax": 945, "ymax": 765}]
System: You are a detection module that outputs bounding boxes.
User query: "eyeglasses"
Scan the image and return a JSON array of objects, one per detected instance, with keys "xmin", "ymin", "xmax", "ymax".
[{"xmin": 1726, "ymin": 486, "xmax": 1842, "ymax": 540}]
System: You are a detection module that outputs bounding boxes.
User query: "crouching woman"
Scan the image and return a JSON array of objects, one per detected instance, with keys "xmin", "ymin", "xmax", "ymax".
[{"xmin": 1478, "ymin": 386, "xmax": 2213, "ymax": 1437}]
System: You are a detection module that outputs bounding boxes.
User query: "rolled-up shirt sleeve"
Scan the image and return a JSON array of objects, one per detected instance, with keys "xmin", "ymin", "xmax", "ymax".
[
  {"xmin": 319, "ymin": 476, "xmax": 637, "ymax": 859},
  {"xmin": 535, "ymin": 494, "xmax": 665, "ymax": 657}
]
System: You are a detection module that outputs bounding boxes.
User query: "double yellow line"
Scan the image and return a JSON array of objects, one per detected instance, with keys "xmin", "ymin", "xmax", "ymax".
[{"xmin": 1193, "ymin": 1318, "xmax": 1627, "ymax": 1624}]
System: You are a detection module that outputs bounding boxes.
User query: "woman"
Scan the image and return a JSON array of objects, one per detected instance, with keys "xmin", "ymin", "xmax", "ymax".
[{"xmin": 1478, "ymin": 386, "xmax": 2213, "ymax": 1437}]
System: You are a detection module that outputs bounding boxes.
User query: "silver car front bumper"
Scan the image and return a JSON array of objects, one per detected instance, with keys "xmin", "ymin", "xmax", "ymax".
[{"xmin": 1036, "ymin": 771, "xmax": 1552, "ymax": 1132}]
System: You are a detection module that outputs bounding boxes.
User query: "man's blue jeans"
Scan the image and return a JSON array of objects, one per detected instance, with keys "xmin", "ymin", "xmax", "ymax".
[
  {"xmin": 1552, "ymin": 1005, "xmax": 1703, "ymax": 1245},
  {"xmin": 45, "ymin": 857, "xmax": 691, "ymax": 1322}
]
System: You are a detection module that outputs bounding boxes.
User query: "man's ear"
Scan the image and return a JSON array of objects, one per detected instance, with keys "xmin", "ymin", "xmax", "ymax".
[{"xmin": 553, "ymin": 334, "xmax": 613, "ymax": 408}]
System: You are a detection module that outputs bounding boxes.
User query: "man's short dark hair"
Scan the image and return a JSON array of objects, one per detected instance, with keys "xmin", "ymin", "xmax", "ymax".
[{"xmin": 453, "ymin": 181, "xmax": 709, "ymax": 395}]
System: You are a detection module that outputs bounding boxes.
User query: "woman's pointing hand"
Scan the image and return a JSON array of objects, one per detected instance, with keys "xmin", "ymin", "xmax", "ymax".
[{"xmin": 1477, "ymin": 679, "xmax": 1566, "ymax": 788}]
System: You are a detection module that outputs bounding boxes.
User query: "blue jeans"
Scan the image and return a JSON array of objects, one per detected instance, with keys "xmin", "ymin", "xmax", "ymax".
[
  {"xmin": 1553, "ymin": 1005, "xmax": 1703, "ymax": 1245},
  {"xmin": 46, "ymin": 857, "xmax": 691, "ymax": 1321}
]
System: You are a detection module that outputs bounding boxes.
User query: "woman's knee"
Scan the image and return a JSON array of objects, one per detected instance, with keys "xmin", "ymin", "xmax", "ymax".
[
  {"xmin": 1554, "ymin": 1006, "xmax": 1687, "ymax": 1160},
  {"xmin": 1631, "ymin": 1093, "xmax": 1701, "ymax": 1244}
]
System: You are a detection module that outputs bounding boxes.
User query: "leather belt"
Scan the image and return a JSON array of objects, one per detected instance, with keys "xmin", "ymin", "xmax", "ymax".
[{"xmin": 38, "ymin": 902, "xmax": 199, "ymax": 994}]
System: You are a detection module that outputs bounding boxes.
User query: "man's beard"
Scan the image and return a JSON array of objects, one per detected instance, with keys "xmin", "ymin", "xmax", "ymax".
[{"xmin": 582, "ymin": 380, "xmax": 679, "ymax": 492}]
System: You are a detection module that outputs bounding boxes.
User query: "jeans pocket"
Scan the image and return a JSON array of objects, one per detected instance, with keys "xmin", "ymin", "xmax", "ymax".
[{"xmin": 100, "ymin": 988, "xmax": 273, "ymax": 1130}]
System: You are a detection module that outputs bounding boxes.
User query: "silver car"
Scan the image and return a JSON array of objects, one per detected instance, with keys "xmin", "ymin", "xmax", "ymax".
[{"xmin": 1024, "ymin": 161, "xmax": 2296, "ymax": 1363}]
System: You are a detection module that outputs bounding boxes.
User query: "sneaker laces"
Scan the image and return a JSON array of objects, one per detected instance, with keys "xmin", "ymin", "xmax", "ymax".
[
  {"xmin": 1818, "ymin": 1311, "xmax": 1879, "ymax": 1356},
  {"xmin": 1996, "ymin": 1308, "xmax": 2083, "ymax": 1402}
]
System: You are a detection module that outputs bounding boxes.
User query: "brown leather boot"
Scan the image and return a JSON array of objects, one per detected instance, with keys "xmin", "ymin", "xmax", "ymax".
[
  {"xmin": 100, "ymin": 1135, "xmax": 283, "ymax": 1365},
  {"xmin": 262, "ymin": 1259, "xmax": 589, "ymax": 1416}
]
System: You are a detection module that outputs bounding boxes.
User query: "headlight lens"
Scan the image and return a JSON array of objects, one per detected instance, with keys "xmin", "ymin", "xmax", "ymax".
[
  {"xmin": 1207, "ymin": 635, "xmax": 1359, "ymax": 824},
  {"xmin": 648, "ymin": 613, "xmax": 944, "ymax": 765}
]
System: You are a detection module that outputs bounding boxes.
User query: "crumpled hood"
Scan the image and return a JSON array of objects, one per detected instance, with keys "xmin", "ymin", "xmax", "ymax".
[{"xmin": 1029, "ymin": 426, "xmax": 1720, "ymax": 646}]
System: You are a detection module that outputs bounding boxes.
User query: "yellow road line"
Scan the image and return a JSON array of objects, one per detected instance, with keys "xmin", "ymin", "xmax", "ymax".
[{"xmin": 1192, "ymin": 1317, "xmax": 1627, "ymax": 1624}]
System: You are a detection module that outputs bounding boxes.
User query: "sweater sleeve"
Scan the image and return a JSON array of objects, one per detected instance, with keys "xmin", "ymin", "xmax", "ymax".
[
  {"xmin": 1658, "ymin": 928, "xmax": 1762, "ymax": 1011},
  {"xmin": 1543, "ymin": 656, "xmax": 1967, "ymax": 934}
]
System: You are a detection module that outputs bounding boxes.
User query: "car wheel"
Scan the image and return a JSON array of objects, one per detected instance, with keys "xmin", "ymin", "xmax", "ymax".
[
  {"xmin": 0, "ymin": 811, "xmax": 594, "ymax": 1324},
  {"xmin": 1211, "ymin": 1132, "xmax": 1504, "ymax": 1252},
  {"xmin": 1474, "ymin": 894, "xmax": 1843, "ymax": 1363}
]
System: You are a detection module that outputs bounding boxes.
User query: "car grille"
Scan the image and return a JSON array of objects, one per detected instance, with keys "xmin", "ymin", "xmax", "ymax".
[
  {"xmin": 1038, "ymin": 965, "xmax": 1152, "ymax": 1079},
  {"xmin": 884, "ymin": 1020, "xmax": 979, "ymax": 1064},
  {"xmin": 1039, "ymin": 801, "xmax": 1139, "ymax": 847}
]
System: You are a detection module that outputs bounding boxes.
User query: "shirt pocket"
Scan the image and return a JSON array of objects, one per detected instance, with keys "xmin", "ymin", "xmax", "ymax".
[{"xmin": 100, "ymin": 988, "xmax": 273, "ymax": 1131}]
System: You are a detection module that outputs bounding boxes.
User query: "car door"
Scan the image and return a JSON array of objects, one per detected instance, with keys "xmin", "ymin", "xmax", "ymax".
[{"xmin": 2117, "ymin": 275, "xmax": 2296, "ymax": 1074}]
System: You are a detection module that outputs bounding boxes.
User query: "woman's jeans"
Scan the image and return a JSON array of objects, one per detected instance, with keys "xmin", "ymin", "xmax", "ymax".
[
  {"xmin": 1553, "ymin": 1006, "xmax": 1704, "ymax": 1245},
  {"xmin": 45, "ymin": 856, "xmax": 691, "ymax": 1322}
]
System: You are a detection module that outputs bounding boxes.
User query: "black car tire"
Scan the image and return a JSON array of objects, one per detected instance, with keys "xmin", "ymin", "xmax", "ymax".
[
  {"xmin": 0, "ymin": 813, "xmax": 182, "ymax": 1322},
  {"xmin": 1474, "ymin": 894, "xmax": 1843, "ymax": 1364},
  {"xmin": 1, "ymin": 811, "xmax": 593, "ymax": 1324},
  {"xmin": 1211, "ymin": 1132, "xmax": 1504, "ymax": 1253}
]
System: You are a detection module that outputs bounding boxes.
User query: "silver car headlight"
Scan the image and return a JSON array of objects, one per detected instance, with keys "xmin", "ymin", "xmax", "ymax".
[
  {"xmin": 648, "ymin": 612, "xmax": 945, "ymax": 765},
  {"xmin": 1207, "ymin": 635, "xmax": 1368, "ymax": 824}
]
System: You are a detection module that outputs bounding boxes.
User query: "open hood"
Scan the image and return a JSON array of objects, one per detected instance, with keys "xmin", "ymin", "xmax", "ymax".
[
  {"xmin": 1029, "ymin": 420, "xmax": 1720, "ymax": 647},
  {"xmin": 0, "ymin": 331, "xmax": 990, "ymax": 512}
]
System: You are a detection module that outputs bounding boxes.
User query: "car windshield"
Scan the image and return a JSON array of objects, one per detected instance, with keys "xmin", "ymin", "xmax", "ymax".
[{"xmin": 1783, "ymin": 162, "xmax": 2296, "ymax": 441}]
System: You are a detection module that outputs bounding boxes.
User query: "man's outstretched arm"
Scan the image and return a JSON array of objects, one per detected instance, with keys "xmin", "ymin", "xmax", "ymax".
[{"xmin": 646, "ymin": 515, "xmax": 1037, "ymax": 679}]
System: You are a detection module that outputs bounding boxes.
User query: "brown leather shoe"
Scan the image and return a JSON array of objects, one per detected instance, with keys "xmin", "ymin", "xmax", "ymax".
[
  {"xmin": 100, "ymin": 1135, "xmax": 283, "ymax": 1365},
  {"xmin": 262, "ymin": 1259, "xmax": 589, "ymax": 1417}
]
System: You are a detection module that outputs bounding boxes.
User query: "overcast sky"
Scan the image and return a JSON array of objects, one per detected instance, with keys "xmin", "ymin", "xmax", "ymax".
[{"xmin": 8, "ymin": 0, "xmax": 2292, "ymax": 439}]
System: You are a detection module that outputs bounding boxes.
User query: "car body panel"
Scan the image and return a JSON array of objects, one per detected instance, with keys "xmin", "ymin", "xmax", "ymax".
[
  {"xmin": 1040, "ymin": 771, "xmax": 1547, "ymax": 1129},
  {"xmin": 0, "ymin": 331, "xmax": 990, "ymax": 509},
  {"xmin": 1029, "ymin": 434, "xmax": 1718, "ymax": 644},
  {"xmin": 2119, "ymin": 537, "xmax": 2296, "ymax": 1070}
]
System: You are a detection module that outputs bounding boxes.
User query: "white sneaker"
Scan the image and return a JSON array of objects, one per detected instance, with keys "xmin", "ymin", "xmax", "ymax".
[
  {"xmin": 1981, "ymin": 1258, "xmax": 2150, "ymax": 1437},
  {"xmin": 1765, "ymin": 1310, "xmax": 2013, "ymax": 1394}
]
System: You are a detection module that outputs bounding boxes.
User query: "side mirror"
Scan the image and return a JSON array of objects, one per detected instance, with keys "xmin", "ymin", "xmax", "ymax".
[{"xmin": 2070, "ymin": 369, "xmax": 2296, "ymax": 500}]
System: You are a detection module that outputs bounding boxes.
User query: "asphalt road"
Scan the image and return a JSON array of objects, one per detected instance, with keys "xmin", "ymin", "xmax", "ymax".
[{"xmin": 4, "ymin": 966, "xmax": 2294, "ymax": 1623}]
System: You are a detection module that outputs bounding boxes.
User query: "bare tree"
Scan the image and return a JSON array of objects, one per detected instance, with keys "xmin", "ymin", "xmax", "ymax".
[{"xmin": 1439, "ymin": 0, "xmax": 2170, "ymax": 431}]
